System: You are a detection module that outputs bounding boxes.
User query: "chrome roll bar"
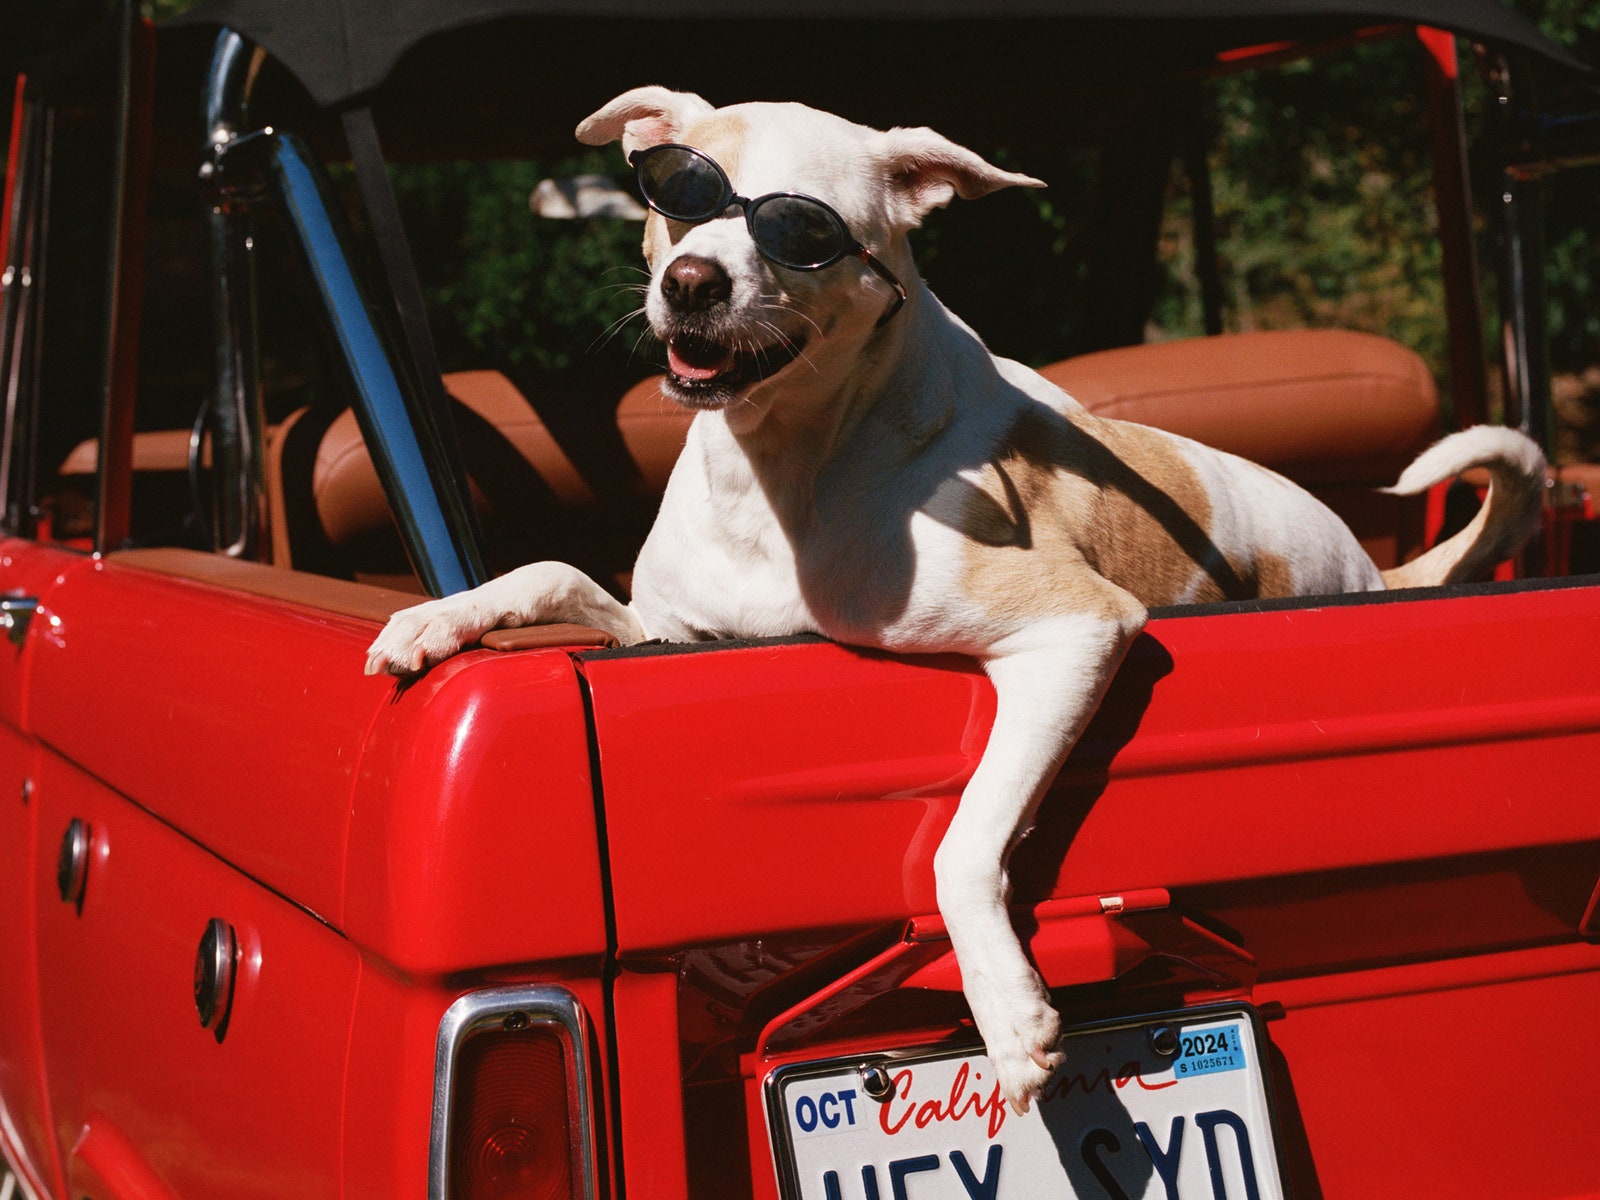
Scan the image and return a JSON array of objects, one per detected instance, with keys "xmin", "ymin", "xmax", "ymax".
[
  {"xmin": 200, "ymin": 29, "xmax": 486, "ymax": 596},
  {"xmin": 200, "ymin": 29, "xmax": 266, "ymax": 560}
]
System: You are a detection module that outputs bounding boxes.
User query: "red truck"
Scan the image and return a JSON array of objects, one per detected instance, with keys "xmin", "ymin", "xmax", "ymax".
[{"xmin": 1, "ymin": 1, "xmax": 1597, "ymax": 1198}]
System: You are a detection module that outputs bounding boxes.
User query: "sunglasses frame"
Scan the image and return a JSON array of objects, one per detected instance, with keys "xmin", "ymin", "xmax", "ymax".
[{"xmin": 630, "ymin": 143, "xmax": 907, "ymax": 325}]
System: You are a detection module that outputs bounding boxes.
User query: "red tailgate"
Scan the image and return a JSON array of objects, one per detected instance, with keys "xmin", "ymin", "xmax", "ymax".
[
  {"xmin": 582, "ymin": 581, "xmax": 1600, "ymax": 1199},
  {"xmin": 585, "ymin": 584, "xmax": 1600, "ymax": 950}
]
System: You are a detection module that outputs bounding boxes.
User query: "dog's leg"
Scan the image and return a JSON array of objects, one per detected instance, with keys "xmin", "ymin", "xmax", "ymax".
[
  {"xmin": 364, "ymin": 560, "xmax": 647, "ymax": 675},
  {"xmin": 934, "ymin": 590, "xmax": 1146, "ymax": 1110}
]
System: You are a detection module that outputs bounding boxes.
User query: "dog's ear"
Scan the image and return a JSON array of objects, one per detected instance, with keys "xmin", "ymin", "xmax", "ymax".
[
  {"xmin": 875, "ymin": 127, "xmax": 1045, "ymax": 226},
  {"xmin": 576, "ymin": 87, "xmax": 716, "ymax": 157}
]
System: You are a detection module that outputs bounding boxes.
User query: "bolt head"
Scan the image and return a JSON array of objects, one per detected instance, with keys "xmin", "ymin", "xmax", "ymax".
[
  {"xmin": 859, "ymin": 1063, "xmax": 894, "ymax": 1101},
  {"xmin": 1148, "ymin": 1024, "xmax": 1179, "ymax": 1058}
]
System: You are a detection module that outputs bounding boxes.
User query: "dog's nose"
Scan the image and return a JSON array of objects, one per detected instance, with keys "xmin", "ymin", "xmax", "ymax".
[{"xmin": 662, "ymin": 255, "xmax": 732, "ymax": 313}]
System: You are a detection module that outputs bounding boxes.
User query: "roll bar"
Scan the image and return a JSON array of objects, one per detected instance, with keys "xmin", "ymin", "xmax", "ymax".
[{"xmin": 199, "ymin": 29, "xmax": 486, "ymax": 596}]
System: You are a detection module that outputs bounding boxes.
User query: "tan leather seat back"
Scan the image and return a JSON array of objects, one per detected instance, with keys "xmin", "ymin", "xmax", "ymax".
[
  {"xmin": 278, "ymin": 330, "xmax": 1440, "ymax": 587},
  {"xmin": 1039, "ymin": 330, "xmax": 1439, "ymax": 484},
  {"xmin": 1039, "ymin": 330, "xmax": 1441, "ymax": 567},
  {"xmin": 277, "ymin": 370, "xmax": 690, "ymax": 589}
]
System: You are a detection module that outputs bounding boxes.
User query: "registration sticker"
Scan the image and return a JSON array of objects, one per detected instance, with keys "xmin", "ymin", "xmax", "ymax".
[
  {"xmin": 1173, "ymin": 1023, "xmax": 1246, "ymax": 1080},
  {"xmin": 765, "ymin": 1007, "xmax": 1287, "ymax": 1200}
]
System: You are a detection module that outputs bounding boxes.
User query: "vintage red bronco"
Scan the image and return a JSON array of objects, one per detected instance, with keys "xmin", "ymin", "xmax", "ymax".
[{"xmin": 0, "ymin": 0, "xmax": 1597, "ymax": 1198}]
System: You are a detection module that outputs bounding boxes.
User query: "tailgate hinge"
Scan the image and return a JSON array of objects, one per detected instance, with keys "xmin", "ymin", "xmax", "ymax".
[{"xmin": 753, "ymin": 888, "xmax": 1255, "ymax": 1063}]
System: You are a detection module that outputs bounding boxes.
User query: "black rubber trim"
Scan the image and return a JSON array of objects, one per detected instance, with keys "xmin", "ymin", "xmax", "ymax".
[
  {"xmin": 1149, "ymin": 569, "xmax": 1600, "ymax": 620},
  {"xmin": 577, "ymin": 574, "xmax": 1600, "ymax": 662}
]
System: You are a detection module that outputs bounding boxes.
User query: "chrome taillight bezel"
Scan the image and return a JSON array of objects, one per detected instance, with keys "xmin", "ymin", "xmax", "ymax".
[{"xmin": 429, "ymin": 984, "xmax": 598, "ymax": 1200}]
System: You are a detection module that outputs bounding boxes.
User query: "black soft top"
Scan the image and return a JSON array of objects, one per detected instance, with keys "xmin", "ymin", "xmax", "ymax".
[{"xmin": 169, "ymin": 0, "xmax": 1590, "ymax": 109}]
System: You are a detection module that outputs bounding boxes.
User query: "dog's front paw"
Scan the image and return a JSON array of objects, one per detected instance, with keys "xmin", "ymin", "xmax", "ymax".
[
  {"xmin": 987, "ymin": 1001, "xmax": 1064, "ymax": 1114},
  {"xmin": 364, "ymin": 599, "xmax": 486, "ymax": 676},
  {"xmin": 965, "ymin": 970, "xmax": 1064, "ymax": 1112}
]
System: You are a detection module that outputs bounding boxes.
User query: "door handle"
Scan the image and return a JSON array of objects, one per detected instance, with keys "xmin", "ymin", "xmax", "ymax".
[
  {"xmin": 0, "ymin": 596, "xmax": 38, "ymax": 647},
  {"xmin": 194, "ymin": 918, "xmax": 238, "ymax": 1040},
  {"xmin": 57, "ymin": 818, "xmax": 90, "ymax": 909}
]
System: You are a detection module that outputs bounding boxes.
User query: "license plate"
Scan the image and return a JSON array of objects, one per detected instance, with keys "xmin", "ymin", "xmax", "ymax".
[{"xmin": 764, "ymin": 1007, "xmax": 1287, "ymax": 1200}]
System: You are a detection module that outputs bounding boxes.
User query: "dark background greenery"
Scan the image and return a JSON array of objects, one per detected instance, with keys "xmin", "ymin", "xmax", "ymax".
[
  {"xmin": 387, "ymin": 155, "xmax": 652, "ymax": 374},
  {"xmin": 374, "ymin": 3, "xmax": 1600, "ymax": 412},
  {"xmin": 119, "ymin": 1, "xmax": 1600, "ymax": 422}
]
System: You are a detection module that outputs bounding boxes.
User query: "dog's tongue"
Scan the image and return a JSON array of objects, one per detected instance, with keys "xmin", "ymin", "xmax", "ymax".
[{"xmin": 669, "ymin": 337, "xmax": 734, "ymax": 382}]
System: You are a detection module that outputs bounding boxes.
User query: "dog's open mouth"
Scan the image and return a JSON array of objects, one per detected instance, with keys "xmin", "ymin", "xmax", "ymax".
[{"xmin": 663, "ymin": 330, "xmax": 805, "ymax": 406}]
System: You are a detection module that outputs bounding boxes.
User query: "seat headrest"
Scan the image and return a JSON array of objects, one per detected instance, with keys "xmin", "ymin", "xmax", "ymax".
[
  {"xmin": 1037, "ymin": 330, "xmax": 1439, "ymax": 486},
  {"xmin": 311, "ymin": 370, "xmax": 691, "ymax": 548},
  {"xmin": 308, "ymin": 332, "xmax": 1438, "ymax": 554}
]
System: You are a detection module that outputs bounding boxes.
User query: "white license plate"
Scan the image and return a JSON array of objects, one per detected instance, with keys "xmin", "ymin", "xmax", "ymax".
[{"xmin": 765, "ymin": 1007, "xmax": 1287, "ymax": 1200}]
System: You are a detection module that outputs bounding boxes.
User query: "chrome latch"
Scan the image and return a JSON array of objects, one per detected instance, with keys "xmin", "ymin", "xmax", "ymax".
[
  {"xmin": 194, "ymin": 918, "xmax": 239, "ymax": 1041},
  {"xmin": 0, "ymin": 596, "xmax": 38, "ymax": 647},
  {"xmin": 57, "ymin": 818, "xmax": 90, "ymax": 909}
]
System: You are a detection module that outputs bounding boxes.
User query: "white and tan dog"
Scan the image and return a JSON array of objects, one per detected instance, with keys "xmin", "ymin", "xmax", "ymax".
[{"xmin": 366, "ymin": 87, "xmax": 1545, "ymax": 1108}]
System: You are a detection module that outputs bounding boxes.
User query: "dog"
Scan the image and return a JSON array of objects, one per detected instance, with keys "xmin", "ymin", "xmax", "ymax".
[{"xmin": 366, "ymin": 86, "xmax": 1546, "ymax": 1109}]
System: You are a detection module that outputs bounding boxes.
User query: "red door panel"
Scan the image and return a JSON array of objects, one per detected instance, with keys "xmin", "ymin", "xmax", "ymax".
[
  {"xmin": 25, "ymin": 557, "xmax": 394, "ymax": 925},
  {"xmin": 0, "ymin": 540, "xmax": 95, "ymax": 732},
  {"xmin": 4, "ymin": 547, "xmax": 615, "ymax": 1198},
  {"xmin": 0, "ymin": 540, "xmax": 97, "ymax": 1197},
  {"xmin": 0, "ymin": 726, "xmax": 62, "ymax": 1199},
  {"xmin": 34, "ymin": 749, "xmax": 359, "ymax": 1200}
]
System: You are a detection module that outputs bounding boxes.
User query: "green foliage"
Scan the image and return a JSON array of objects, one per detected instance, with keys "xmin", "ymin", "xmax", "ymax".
[
  {"xmin": 1154, "ymin": 39, "xmax": 1450, "ymax": 372},
  {"xmin": 1503, "ymin": 0, "xmax": 1600, "ymax": 377},
  {"xmin": 388, "ymin": 154, "xmax": 652, "ymax": 374},
  {"xmin": 1148, "ymin": 23, "xmax": 1599, "ymax": 393},
  {"xmin": 1505, "ymin": 0, "xmax": 1600, "ymax": 54},
  {"xmin": 361, "ymin": 12, "xmax": 1599, "ymax": 389},
  {"xmin": 1546, "ymin": 210, "xmax": 1600, "ymax": 368},
  {"xmin": 144, "ymin": 0, "xmax": 201, "ymax": 18}
]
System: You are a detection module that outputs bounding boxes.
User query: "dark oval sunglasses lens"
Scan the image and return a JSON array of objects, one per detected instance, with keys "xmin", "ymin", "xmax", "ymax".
[
  {"xmin": 637, "ymin": 148, "xmax": 727, "ymax": 221},
  {"xmin": 749, "ymin": 195, "xmax": 848, "ymax": 268}
]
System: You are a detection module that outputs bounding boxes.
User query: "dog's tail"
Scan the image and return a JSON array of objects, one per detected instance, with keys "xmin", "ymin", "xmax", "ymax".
[{"xmin": 1380, "ymin": 425, "xmax": 1546, "ymax": 590}]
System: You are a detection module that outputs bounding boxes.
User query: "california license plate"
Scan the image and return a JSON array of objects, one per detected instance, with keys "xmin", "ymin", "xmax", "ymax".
[{"xmin": 765, "ymin": 1007, "xmax": 1287, "ymax": 1200}]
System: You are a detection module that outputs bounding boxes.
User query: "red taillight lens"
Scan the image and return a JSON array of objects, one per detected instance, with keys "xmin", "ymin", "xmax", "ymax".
[{"xmin": 449, "ymin": 1025, "xmax": 577, "ymax": 1200}]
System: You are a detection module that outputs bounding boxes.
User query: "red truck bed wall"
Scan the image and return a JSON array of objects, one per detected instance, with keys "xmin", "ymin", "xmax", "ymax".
[{"xmin": 583, "ymin": 582, "xmax": 1600, "ymax": 1199}]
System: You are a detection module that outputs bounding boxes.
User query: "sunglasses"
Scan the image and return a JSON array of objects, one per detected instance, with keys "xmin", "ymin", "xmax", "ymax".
[{"xmin": 629, "ymin": 143, "xmax": 907, "ymax": 325}]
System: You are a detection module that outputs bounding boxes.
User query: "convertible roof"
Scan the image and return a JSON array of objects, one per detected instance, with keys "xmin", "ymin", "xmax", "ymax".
[{"xmin": 170, "ymin": 0, "xmax": 1590, "ymax": 109}]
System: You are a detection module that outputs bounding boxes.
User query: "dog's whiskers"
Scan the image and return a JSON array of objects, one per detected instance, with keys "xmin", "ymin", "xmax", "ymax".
[
  {"xmin": 589, "ymin": 304, "xmax": 650, "ymax": 354},
  {"xmin": 758, "ymin": 295, "xmax": 824, "ymax": 342},
  {"xmin": 626, "ymin": 325, "xmax": 658, "ymax": 369},
  {"xmin": 754, "ymin": 319, "xmax": 820, "ymax": 377}
]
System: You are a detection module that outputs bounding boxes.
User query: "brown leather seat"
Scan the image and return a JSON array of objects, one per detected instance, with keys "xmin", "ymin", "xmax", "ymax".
[
  {"xmin": 271, "ymin": 370, "xmax": 690, "ymax": 589},
  {"xmin": 1038, "ymin": 330, "xmax": 1442, "ymax": 567},
  {"xmin": 278, "ymin": 329, "xmax": 1442, "ymax": 587},
  {"xmin": 1037, "ymin": 330, "xmax": 1439, "ymax": 485}
]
